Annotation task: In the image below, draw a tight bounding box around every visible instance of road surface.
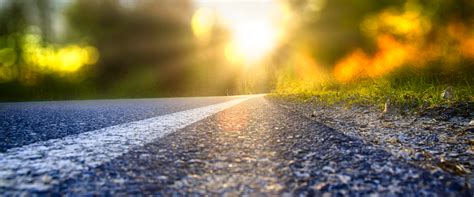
[0,95,471,195]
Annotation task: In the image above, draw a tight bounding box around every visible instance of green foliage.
[64,0,197,93]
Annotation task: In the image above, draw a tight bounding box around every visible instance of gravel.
[271,96,474,191]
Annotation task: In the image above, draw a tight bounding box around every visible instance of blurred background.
[0,0,472,101]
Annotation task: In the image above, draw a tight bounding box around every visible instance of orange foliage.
[448,22,474,59]
[333,35,415,83]
[369,35,415,77]
[333,49,369,83]
[334,13,474,83]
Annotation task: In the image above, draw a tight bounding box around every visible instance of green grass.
[271,66,473,112]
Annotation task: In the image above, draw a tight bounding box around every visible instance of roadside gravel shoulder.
[269,96,474,190]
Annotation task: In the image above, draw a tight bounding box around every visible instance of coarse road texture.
[0,95,472,195]
[0,96,239,152]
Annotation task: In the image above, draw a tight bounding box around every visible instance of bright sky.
[192,0,284,64]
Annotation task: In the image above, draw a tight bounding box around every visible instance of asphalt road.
[0,96,240,152]
[0,95,471,195]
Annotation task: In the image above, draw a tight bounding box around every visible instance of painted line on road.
[0,95,261,192]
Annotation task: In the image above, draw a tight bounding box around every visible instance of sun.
[191,0,282,65]
[225,21,278,64]
[191,0,285,66]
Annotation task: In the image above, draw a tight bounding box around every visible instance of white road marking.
[0,95,260,192]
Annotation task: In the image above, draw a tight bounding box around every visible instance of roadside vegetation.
[271,0,473,112]
[273,66,473,112]
[0,0,472,104]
